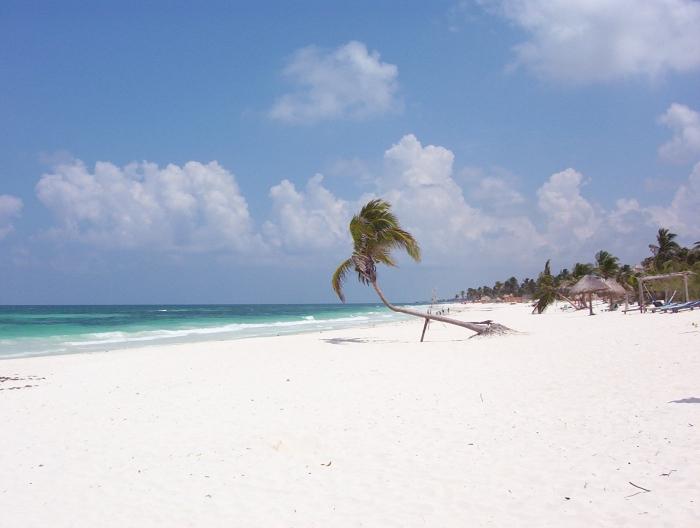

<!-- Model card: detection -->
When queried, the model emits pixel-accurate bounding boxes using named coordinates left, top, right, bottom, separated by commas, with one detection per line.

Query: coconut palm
left=332, top=199, right=514, bottom=338
left=649, top=228, right=680, bottom=270
left=504, top=276, right=519, bottom=295
left=572, top=262, right=594, bottom=280
left=555, top=268, right=571, bottom=287
left=533, top=260, right=557, bottom=314
left=594, top=250, right=620, bottom=279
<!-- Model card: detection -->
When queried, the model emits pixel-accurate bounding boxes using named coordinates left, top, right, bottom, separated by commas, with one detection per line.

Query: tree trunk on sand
left=371, top=281, right=516, bottom=339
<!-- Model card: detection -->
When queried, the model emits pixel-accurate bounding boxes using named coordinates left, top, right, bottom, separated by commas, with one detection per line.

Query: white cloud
left=260, top=135, right=544, bottom=261
left=35, top=159, right=262, bottom=252
left=263, top=174, right=352, bottom=251
left=607, top=198, right=647, bottom=234
left=469, top=174, right=525, bottom=209
left=380, top=135, right=543, bottom=256
left=648, top=162, right=700, bottom=238
left=537, top=168, right=601, bottom=245
left=269, top=41, right=400, bottom=123
left=0, top=194, right=23, bottom=240
left=483, top=0, right=700, bottom=82
left=27, top=137, right=700, bottom=273
left=381, top=134, right=487, bottom=248
left=658, top=103, right=700, bottom=164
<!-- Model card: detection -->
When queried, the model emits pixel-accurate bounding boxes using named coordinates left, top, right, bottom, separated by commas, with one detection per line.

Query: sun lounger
left=673, top=300, right=700, bottom=312
left=659, top=300, right=700, bottom=313
left=651, top=301, right=680, bottom=313
left=658, top=302, right=686, bottom=312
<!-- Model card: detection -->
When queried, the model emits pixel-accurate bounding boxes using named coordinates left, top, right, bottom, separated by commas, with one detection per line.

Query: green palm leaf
left=332, top=199, right=421, bottom=302
left=331, top=258, right=354, bottom=303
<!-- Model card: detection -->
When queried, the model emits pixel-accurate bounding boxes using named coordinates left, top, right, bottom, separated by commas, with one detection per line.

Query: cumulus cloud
left=28, top=137, right=700, bottom=269
left=261, top=135, right=490, bottom=255
left=263, top=174, right=352, bottom=251
left=607, top=198, right=647, bottom=234
left=473, top=177, right=524, bottom=206
left=537, top=168, right=601, bottom=245
left=463, top=168, right=525, bottom=210
left=380, top=135, right=543, bottom=256
left=648, top=162, right=700, bottom=238
left=259, top=135, right=544, bottom=262
left=380, top=135, right=487, bottom=248
left=35, top=159, right=262, bottom=252
left=482, top=0, right=700, bottom=82
left=258, top=139, right=697, bottom=267
left=0, top=194, right=23, bottom=240
left=658, top=103, right=700, bottom=164
left=269, top=41, right=400, bottom=123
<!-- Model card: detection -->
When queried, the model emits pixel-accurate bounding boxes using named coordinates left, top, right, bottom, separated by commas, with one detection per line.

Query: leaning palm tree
left=332, top=199, right=514, bottom=339
left=533, top=260, right=557, bottom=314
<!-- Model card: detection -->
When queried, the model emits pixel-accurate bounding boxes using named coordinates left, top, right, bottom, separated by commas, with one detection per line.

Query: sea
left=0, top=304, right=414, bottom=360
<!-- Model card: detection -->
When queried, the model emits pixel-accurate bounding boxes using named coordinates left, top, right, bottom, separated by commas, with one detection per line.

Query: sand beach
left=1, top=302, right=698, bottom=527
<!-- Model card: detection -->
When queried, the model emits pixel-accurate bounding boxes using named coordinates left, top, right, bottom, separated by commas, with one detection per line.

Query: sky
left=1, top=0, right=700, bottom=304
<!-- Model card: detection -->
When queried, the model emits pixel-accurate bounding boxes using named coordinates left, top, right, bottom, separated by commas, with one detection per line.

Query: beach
left=1, top=302, right=698, bottom=527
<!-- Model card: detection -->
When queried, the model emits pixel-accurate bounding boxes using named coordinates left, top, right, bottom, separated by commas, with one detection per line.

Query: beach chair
left=660, top=300, right=699, bottom=313
left=670, top=300, right=700, bottom=313
left=658, top=302, right=685, bottom=313
left=651, top=300, right=678, bottom=313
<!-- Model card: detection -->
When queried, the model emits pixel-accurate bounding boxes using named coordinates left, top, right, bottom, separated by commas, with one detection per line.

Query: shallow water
left=0, top=304, right=414, bottom=359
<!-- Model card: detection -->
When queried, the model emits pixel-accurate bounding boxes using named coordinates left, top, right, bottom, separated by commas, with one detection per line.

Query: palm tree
left=521, top=277, right=536, bottom=296
left=331, top=199, right=514, bottom=338
left=594, top=250, right=620, bottom=279
left=572, top=262, right=593, bottom=279
left=533, top=259, right=557, bottom=314
left=504, top=276, right=519, bottom=295
left=649, top=228, right=680, bottom=270
left=493, top=281, right=504, bottom=298
left=555, top=268, right=571, bottom=287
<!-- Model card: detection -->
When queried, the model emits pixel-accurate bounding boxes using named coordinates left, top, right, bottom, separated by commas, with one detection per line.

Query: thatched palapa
left=570, top=274, right=624, bottom=315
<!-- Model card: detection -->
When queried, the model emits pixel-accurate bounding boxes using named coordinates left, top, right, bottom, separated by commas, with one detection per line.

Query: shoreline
left=0, top=303, right=427, bottom=361
left=2, top=302, right=698, bottom=526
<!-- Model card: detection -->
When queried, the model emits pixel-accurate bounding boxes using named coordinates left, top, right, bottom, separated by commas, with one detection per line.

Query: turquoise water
left=0, top=304, right=410, bottom=359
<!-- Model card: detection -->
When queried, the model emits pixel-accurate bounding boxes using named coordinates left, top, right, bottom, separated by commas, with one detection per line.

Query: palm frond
left=383, top=228, right=421, bottom=262
left=332, top=199, right=422, bottom=300
left=372, top=247, right=398, bottom=267
left=331, top=258, right=354, bottom=302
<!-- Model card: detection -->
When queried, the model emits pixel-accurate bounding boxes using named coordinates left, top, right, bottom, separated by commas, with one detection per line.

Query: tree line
left=456, top=228, right=700, bottom=306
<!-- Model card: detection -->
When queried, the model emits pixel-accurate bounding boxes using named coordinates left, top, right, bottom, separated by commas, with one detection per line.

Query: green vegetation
left=456, top=228, right=700, bottom=307
left=533, top=260, right=556, bottom=314
left=332, top=198, right=421, bottom=303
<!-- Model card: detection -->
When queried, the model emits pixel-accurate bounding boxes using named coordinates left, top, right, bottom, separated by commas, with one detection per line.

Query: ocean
left=0, top=304, right=412, bottom=360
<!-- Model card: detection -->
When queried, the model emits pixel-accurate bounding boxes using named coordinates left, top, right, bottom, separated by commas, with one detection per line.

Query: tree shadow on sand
left=669, top=397, right=700, bottom=403
left=322, top=336, right=476, bottom=345
left=322, top=337, right=398, bottom=345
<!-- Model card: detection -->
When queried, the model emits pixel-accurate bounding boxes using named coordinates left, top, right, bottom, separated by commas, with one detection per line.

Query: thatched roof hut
left=570, top=274, right=624, bottom=315
left=601, top=278, right=628, bottom=299
left=569, top=274, right=609, bottom=296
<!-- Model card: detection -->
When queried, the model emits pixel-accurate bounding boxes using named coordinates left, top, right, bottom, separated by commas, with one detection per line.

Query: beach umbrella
left=569, top=274, right=611, bottom=315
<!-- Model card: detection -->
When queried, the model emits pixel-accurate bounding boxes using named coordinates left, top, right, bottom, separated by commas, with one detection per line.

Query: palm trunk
left=371, top=280, right=514, bottom=339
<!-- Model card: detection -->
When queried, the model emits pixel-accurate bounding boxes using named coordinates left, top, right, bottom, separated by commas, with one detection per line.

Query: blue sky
left=1, top=0, right=700, bottom=304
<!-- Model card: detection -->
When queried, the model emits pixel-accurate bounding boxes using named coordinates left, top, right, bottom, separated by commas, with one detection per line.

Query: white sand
left=1, top=303, right=698, bottom=527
